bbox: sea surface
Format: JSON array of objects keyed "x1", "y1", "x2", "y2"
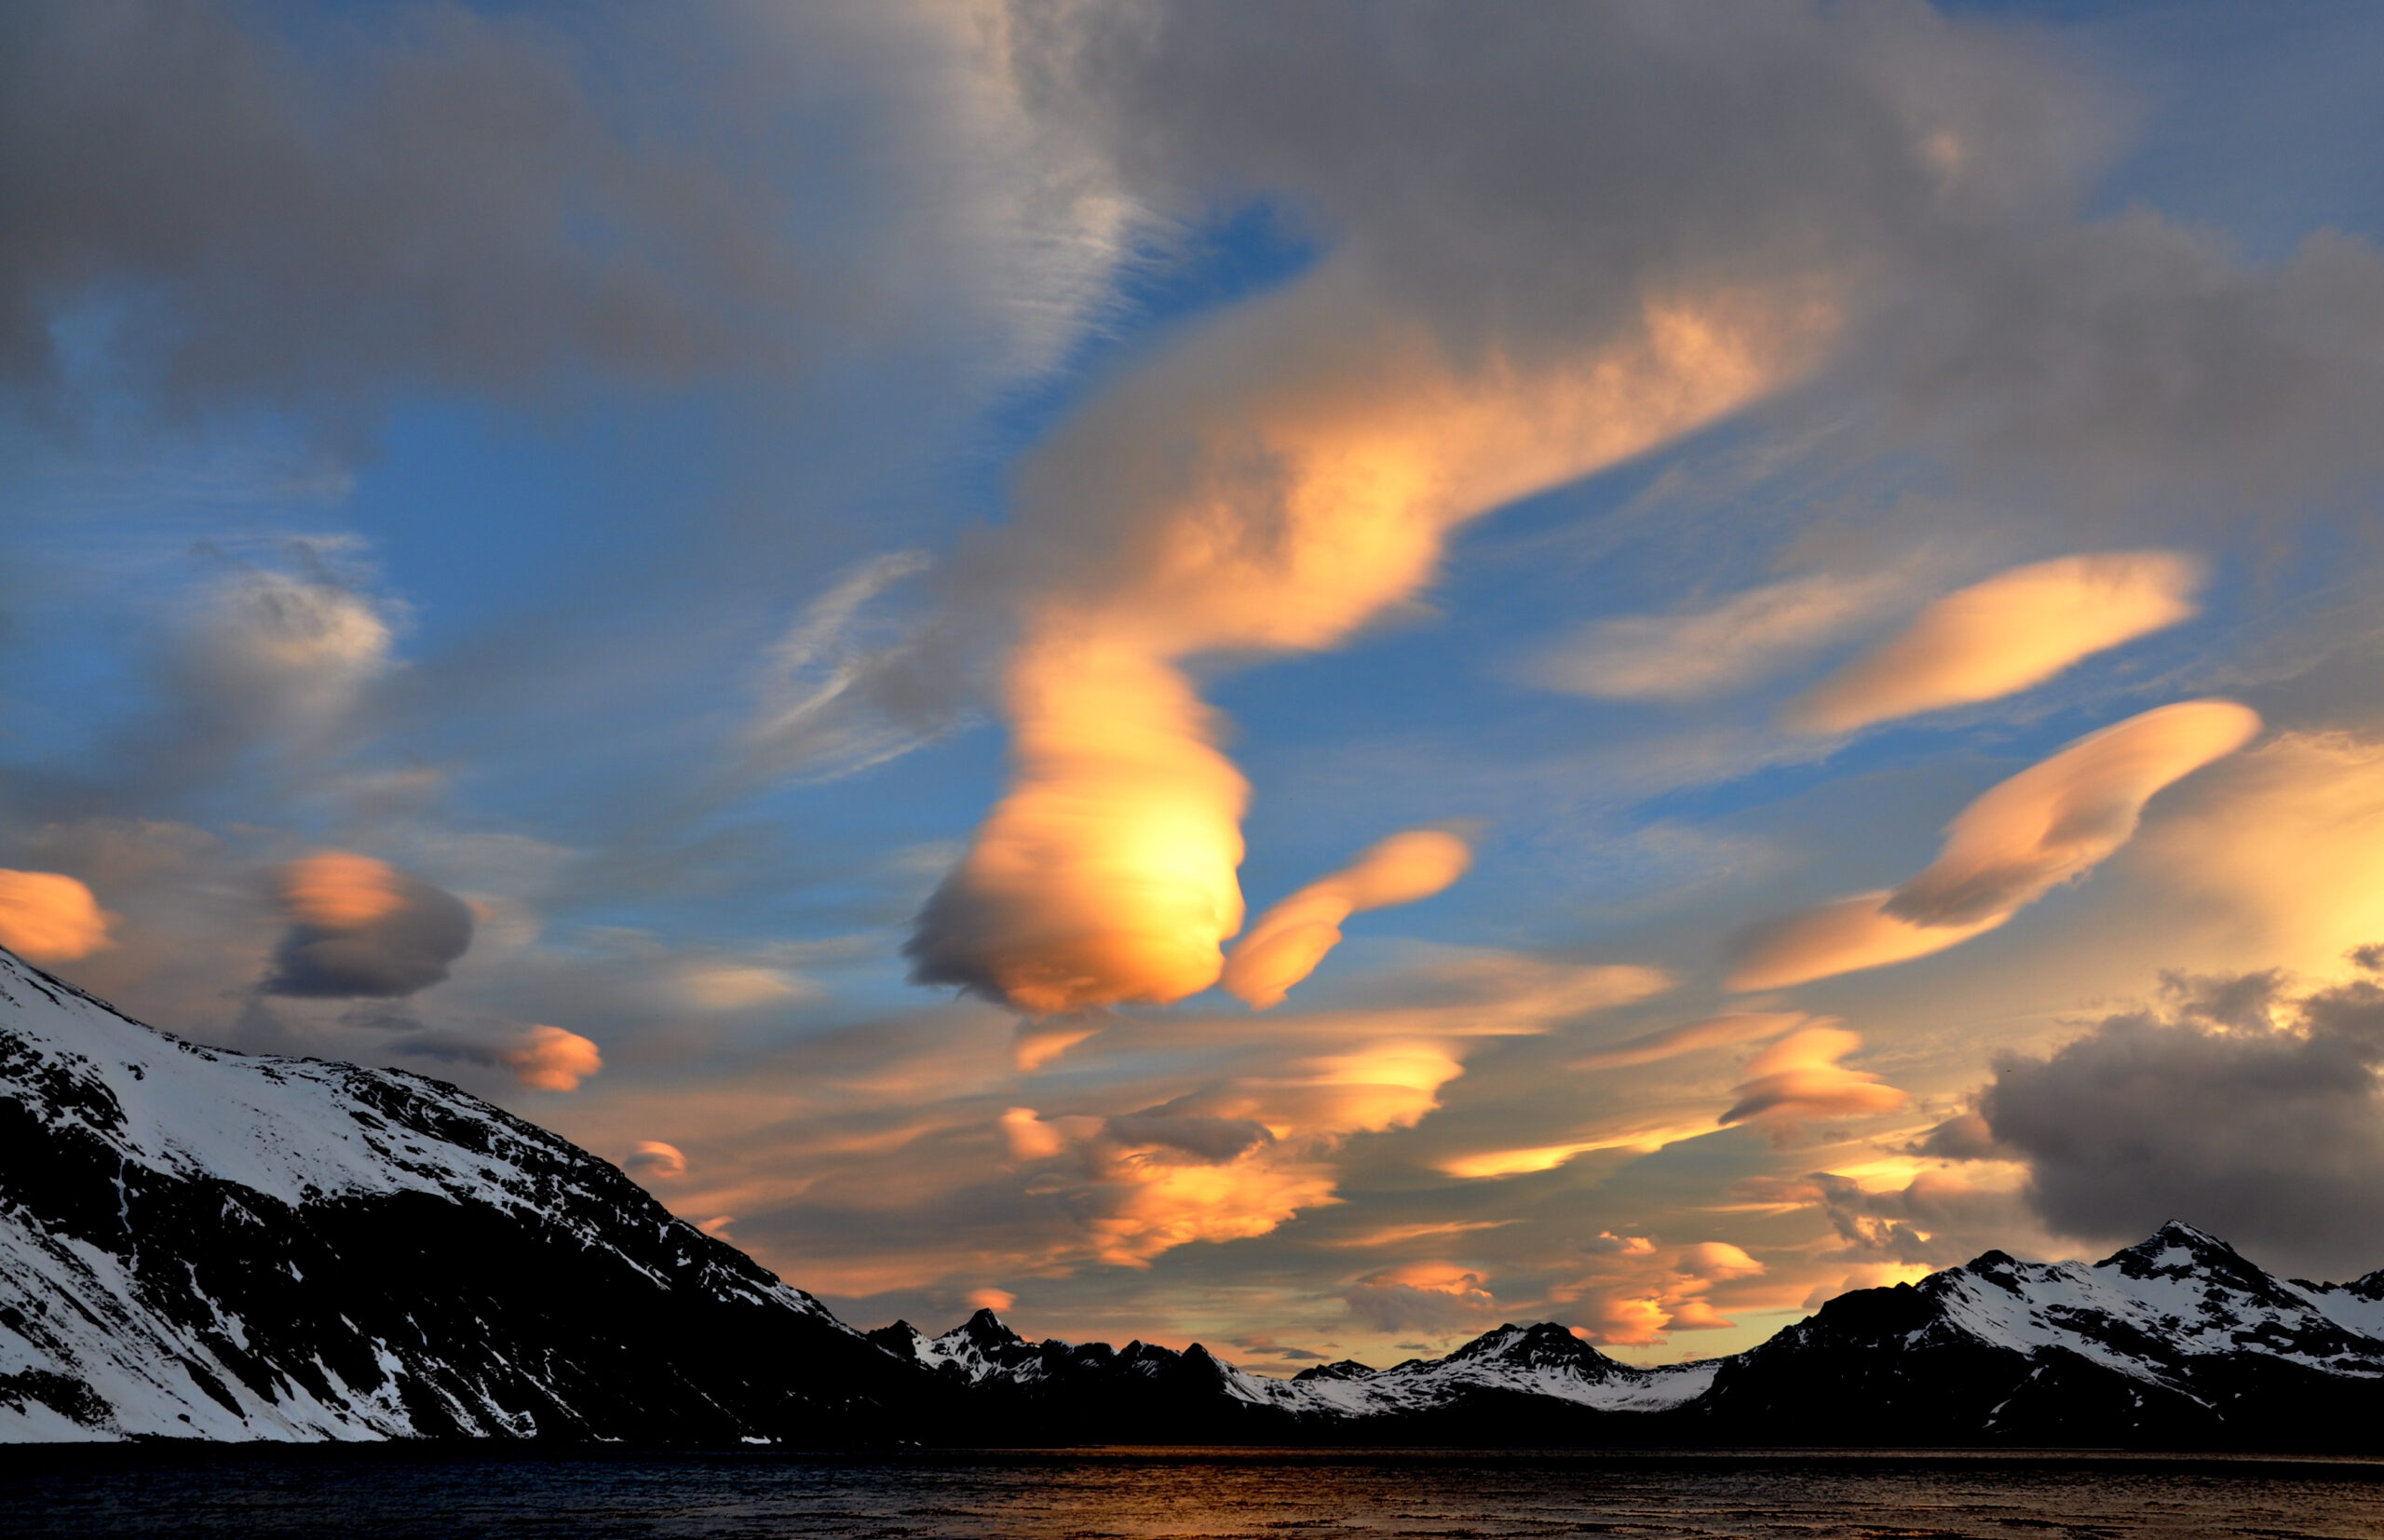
[{"x1": 6, "y1": 1448, "x2": 2382, "y2": 1539}]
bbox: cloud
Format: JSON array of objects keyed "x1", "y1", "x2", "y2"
[
  {"x1": 264, "y1": 851, "x2": 474, "y2": 998},
  {"x1": 1529, "y1": 571, "x2": 1903, "y2": 702},
  {"x1": 503, "y1": 1024, "x2": 604, "y2": 1093},
  {"x1": 2127, "y1": 729, "x2": 2384, "y2": 975},
  {"x1": 999, "y1": 1037, "x2": 1471, "y2": 1267},
  {"x1": 0, "y1": 869, "x2": 115, "y2": 962},
  {"x1": 902, "y1": 0, "x2": 2139, "y2": 1020},
  {"x1": 1728, "y1": 699, "x2": 2260, "y2": 989},
  {"x1": 1787, "y1": 551, "x2": 2204, "y2": 733},
  {"x1": 156, "y1": 561, "x2": 400, "y2": 779},
  {"x1": 626, "y1": 1141, "x2": 687, "y2": 1180},
  {"x1": 1345, "y1": 1263, "x2": 1498, "y2": 1337},
  {"x1": 907, "y1": 271, "x2": 1824, "y2": 1015},
  {"x1": 1554, "y1": 1233, "x2": 1767, "y2": 1346},
  {"x1": 1882, "y1": 215, "x2": 2384, "y2": 520},
  {"x1": 394, "y1": 1021, "x2": 603, "y2": 1093},
  {"x1": 1009, "y1": 0, "x2": 2089, "y2": 355},
  {"x1": 1717, "y1": 1022, "x2": 1908, "y2": 1135},
  {"x1": 1104, "y1": 1111, "x2": 1276, "y2": 1162},
  {"x1": 737, "y1": 550, "x2": 951, "y2": 787},
  {"x1": 1971, "y1": 961, "x2": 2384, "y2": 1278},
  {"x1": 1570, "y1": 1010, "x2": 1807, "y2": 1072},
  {"x1": 1434, "y1": 1122, "x2": 1716, "y2": 1181},
  {"x1": 1727, "y1": 893, "x2": 2005, "y2": 995},
  {"x1": 0, "y1": 1, "x2": 815, "y2": 426},
  {"x1": 1222, "y1": 828, "x2": 1471, "y2": 1008},
  {"x1": 1883, "y1": 698, "x2": 2259, "y2": 925},
  {"x1": 1321, "y1": 1219, "x2": 1516, "y2": 1250},
  {"x1": 1751, "y1": 1166, "x2": 2039, "y2": 1275}
]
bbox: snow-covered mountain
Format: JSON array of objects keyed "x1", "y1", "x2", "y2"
[
  {"x1": 867, "y1": 1308, "x2": 1727, "y2": 1441},
  {"x1": 0, "y1": 948, "x2": 945, "y2": 1442},
  {"x1": 872, "y1": 1233, "x2": 2384, "y2": 1447},
  {"x1": 1689, "y1": 1222, "x2": 2384, "y2": 1446},
  {"x1": 10, "y1": 941, "x2": 2384, "y2": 1448}
]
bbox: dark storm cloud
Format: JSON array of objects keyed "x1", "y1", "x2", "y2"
[
  {"x1": 0, "y1": 1, "x2": 806, "y2": 426},
  {"x1": 264, "y1": 852, "x2": 474, "y2": 998},
  {"x1": 1973, "y1": 960, "x2": 2384, "y2": 1279}
]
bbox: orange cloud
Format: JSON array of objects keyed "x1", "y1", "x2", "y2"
[
  {"x1": 1729, "y1": 699, "x2": 2260, "y2": 989},
  {"x1": 266, "y1": 849, "x2": 474, "y2": 999},
  {"x1": 1321, "y1": 1219, "x2": 1518, "y2": 1250},
  {"x1": 909, "y1": 269, "x2": 1833, "y2": 1013},
  {"x1": 626, "y1": 1141, "x2": 686, "y2": 1179},
  {"x1": 1224, "y1": 829, "x2": 1472, "y2": 1008},
  {"x1": 1555, "y1": 1234, "x2": 1767, "y2": 1346},
  {"x1": 1727, "y1": 893, "x2": 2004, "y2": 993},
  {"x1": 1570, "y1": 1010, "x2": 1806, "y2": 1071},
  {"x1": 278, "y1": 850, "x2": 407, "y2": 928},
  {"x1": 1004, "y1": 1038, "x2": 1473, "y2": 1267},
  {"x1": 502, "y1": 1023, "x2": 603, "y2": 1092},
  {"x1": 2129, "y1": 729, "x2": 2384, "y2": 975},
  {"x1": 0, "y1": 869, "x2": 115, "y2": 962},
  {"x1": 1717, "y1": 1022, "x2": 1906, "y2": 1134},
  {"x1": 1436, "y1": 1120, "x2": 1717, "y2": 1179},
  {"x1": 1789, "y1": 550, "x2": 2203, "y2": 733}
]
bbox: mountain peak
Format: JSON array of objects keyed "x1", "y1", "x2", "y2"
[
  {"x1": 952, "y1": 1307, "x2": 1023, "y2": 1345},
  {"x1": 2100, "y1": 1220, "x2": 2256, "y2": 1281},
  {"x1": 1446, "y1": 1320, "x2": 1623, "y2": 1376},
  {"x1": 2152, "y1": 1219, "x2": 2228, "y2": 1248},
  {"x1": 1291, "y1": 1358, "x2": 1378, "y2": 1383}
]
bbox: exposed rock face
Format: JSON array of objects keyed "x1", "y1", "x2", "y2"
[
  {"x1": 0, "y1": 949, "x2": 946, "y2": 1442},
  {"x1": 9, "y1": 943, "x2": 2384, "y2": 1448}
]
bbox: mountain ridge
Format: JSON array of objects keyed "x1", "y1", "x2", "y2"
[{"x1": 7, "y1": 945, "x2": 2384, "y2": 1448}]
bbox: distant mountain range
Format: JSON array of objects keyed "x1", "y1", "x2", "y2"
[{"x1": 6, "y1": 946, "x2": 2383, "y2": 1449}]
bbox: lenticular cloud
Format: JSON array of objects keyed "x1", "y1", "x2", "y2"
[
  {"x1": 1223, "y1": 829, "x2": 1472, "y2": 1009},
  {"x1": 264, "y1": 851, "x2": 474, "y2": 999},
  {"x1": 907, "y1": 270, "x2": 1829, "y2": 1015},
  {"x1": 0, "y1": 870, "x2": 115, "y2": 962},
  {"x1": 1787, "y1": 551, "x2": 2205, "y2": 734},
  {"x1": 1730, "y1": 699, "x2": 2261, "y2": 991}
]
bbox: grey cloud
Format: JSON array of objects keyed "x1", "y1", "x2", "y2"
[
  {"x1": 1008, "y1": 0, "x2": 2091, "y2": 360},
  {"x1": 1012, "y1": 1, "x2": 2384, "y2": 537},
  {"x1": 1104, "y1": 1111, "x2": 1275, "y2": 1163},
  {"x1": 1812, "y1": 1169, "x2": 2033, "y2": 1270},
  {"x1": 0, "y1": 1, "x2": 807, "y2": 427},
  {"x1": 265, "y1": 872, "x2": 473, "y2": 998},
  {"x1": 1343, "y1": 1278, "x2": 1493, "y2": 1337},
  {"x1": 1976, "y1": 960, "x2": 2384, "y2": 1278},
  {"x1": 1878, "y1": 215, "x2": 2384, "y2": 517},
  {"x1": 1908, "y1": 1111, "x2": 2008, "y2": 1162}
]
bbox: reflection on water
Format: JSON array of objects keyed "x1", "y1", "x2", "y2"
[{"x1": 7, "y1": 1448, "x2": 2384, "y2": 1539}]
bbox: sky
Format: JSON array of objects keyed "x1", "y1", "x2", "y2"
[{"x1": 6, "y1": 0, "x2": 2384, "y2": 1373}]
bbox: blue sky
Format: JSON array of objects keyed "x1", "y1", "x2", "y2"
[{"x1": 6, "y1": 0, "x2": 2384, "y2": 1369}]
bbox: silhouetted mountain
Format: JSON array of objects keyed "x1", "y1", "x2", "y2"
[
  {"x1": 8, "y1": 946, "x2": 2384, "y2": 1448},
  {"x1": 0, "y1": 949, "x2": 951, "y2": 1442},
  {"x1": 1682, "y1": 1221, "x2": 2384, "y2": 1449}
]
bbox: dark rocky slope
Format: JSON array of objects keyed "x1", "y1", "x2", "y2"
[
  {"x1": 0, "y1": 949, "x2": 951, "y2": 1442},
  {"x1": 10, "y1": 942, "x2": 2384, "y2": 1448}
]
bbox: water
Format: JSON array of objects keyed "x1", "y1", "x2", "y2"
[{"x1": 6, "y1": 1448, "x2": 2383, "y2": 1538}]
